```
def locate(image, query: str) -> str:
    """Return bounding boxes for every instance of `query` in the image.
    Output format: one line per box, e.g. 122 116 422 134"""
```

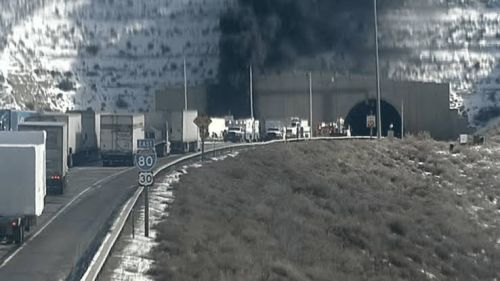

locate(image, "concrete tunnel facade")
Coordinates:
254 72 471 140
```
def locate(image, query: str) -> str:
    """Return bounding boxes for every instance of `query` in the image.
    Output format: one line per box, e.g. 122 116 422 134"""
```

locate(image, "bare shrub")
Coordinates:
150 140 500 281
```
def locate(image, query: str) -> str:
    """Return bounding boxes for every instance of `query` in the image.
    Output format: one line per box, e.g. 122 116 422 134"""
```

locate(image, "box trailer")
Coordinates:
145 111 170 157
18 122 68 194
26 112 82 166
100 114 145 166
68 110 100 160
208 117 226 140
170 110 200 153
0 109 37 131
0 140 46 244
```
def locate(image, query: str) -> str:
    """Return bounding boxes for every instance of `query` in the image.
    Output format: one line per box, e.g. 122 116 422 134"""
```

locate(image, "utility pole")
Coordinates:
374 0 382 139
308 72 313 139
183 57 188 111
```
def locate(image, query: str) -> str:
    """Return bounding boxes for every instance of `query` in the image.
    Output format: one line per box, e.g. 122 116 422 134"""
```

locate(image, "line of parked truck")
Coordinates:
0 108 203 244
0 108 205 190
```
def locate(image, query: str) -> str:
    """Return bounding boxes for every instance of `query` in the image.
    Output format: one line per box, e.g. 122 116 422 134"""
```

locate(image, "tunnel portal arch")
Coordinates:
345 99 401 137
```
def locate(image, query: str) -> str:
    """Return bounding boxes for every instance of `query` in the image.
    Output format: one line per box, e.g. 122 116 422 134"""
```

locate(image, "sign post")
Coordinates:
144 187 149 237
135 139 157 237
367 115 376 139
194 116 212 161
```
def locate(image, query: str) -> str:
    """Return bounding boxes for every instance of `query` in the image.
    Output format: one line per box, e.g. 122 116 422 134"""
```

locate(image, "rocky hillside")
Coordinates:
0 0 233 112
3 0 500 125
291 1 500 125
379 1 500 125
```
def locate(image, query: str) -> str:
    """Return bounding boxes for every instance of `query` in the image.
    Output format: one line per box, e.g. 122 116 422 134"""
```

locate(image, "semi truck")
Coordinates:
0 109 36 131
100 114 145 166
263 120 285 140
0 131 46 244
284 117 311 139
19 122 68 194
26 112 82 166
226 118 260 142
316 118 347 137
68 109 100 159
170 110 199 153
226 125 245 142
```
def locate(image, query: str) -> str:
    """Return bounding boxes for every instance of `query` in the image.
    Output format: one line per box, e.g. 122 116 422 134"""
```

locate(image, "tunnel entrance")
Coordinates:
345 99 401 137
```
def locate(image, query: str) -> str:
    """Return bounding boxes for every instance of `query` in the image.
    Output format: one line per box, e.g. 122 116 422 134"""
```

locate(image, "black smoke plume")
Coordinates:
208 0 403 117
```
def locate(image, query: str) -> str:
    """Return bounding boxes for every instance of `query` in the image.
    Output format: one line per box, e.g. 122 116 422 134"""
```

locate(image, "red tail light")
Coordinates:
11 220 17 227
51 175 61 180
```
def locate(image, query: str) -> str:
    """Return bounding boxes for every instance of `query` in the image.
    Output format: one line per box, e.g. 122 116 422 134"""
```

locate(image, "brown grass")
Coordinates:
149 138 500 281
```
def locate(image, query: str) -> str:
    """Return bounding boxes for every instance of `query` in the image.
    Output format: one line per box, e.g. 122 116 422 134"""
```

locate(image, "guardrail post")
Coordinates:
132 206 135 239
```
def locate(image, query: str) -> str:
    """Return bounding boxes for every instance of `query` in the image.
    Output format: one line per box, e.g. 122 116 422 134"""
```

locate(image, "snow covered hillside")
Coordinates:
3 0 500 125
0 0 234 112
379 1 500 125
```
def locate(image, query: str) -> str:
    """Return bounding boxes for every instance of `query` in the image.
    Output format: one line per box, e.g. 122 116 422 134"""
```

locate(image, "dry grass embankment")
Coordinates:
150 136 500 281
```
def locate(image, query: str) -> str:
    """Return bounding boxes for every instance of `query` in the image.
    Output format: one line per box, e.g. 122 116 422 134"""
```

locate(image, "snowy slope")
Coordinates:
0 0 234 113
3 0 500 125
379 1 500 125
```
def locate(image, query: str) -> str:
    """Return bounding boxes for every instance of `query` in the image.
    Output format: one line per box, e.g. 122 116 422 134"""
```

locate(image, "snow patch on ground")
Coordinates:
108 152 239 281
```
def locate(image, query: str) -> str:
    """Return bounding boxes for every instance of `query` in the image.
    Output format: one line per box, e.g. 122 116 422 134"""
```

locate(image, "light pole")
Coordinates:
249 66 255 140
308 72 313 138
374 0 382 139
183 57 188 111
401 97 404 139
249 66 254 119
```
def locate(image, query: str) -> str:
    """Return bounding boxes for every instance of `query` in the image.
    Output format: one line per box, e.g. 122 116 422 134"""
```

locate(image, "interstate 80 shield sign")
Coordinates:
135 149 157 172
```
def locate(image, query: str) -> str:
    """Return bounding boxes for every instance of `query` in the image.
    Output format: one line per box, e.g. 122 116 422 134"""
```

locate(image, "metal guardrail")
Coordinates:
80 136 373 281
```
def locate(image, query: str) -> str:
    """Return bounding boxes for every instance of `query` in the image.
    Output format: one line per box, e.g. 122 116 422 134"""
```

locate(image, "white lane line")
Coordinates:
80 185 143 281
0 167 135 269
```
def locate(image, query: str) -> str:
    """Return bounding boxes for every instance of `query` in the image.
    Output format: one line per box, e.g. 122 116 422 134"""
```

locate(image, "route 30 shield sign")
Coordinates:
138 171 154 186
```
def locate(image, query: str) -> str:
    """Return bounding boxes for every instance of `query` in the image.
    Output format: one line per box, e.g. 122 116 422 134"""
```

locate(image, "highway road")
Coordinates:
0 153 188 281
0 139 355 280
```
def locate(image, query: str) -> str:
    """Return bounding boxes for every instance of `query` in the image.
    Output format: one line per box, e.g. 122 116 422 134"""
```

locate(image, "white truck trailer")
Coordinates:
100 114 145 166
26 112 82 166
0 132 46 244
68 109 100 157
208 117 226 140
19 122 68 194
170 110 200 153
145 111 170 157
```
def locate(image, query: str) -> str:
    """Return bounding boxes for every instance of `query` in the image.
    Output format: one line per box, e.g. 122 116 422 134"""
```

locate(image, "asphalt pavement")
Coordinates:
0 154 185 281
